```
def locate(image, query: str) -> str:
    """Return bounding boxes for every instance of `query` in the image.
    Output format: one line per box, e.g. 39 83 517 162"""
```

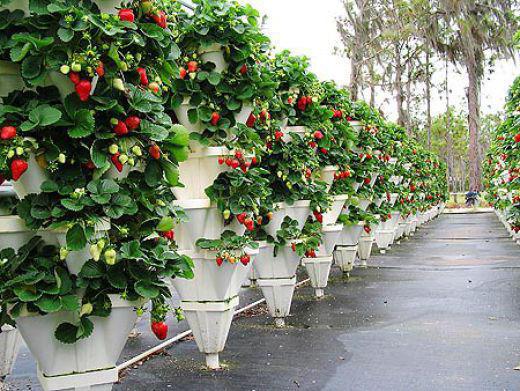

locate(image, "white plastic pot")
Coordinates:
11 153 48 199
322 195 348 226
369 171 379 188
198 43 228 73
339 222 364 246
172 147 231 200
358 225 376 265
319 165 338 191
0 60 24 97
264 201 311 237
389 158 398 165
352 182 362 193
257 277 296 327
0 215 34 252
302 255 333 298
16 295 139 378
234 102 253 124
173 97 206 134
389 193 399 206
254 243 301 280
173 248 257 302
317 224 343 257
0 325 21 378
349 120 363 133
333 245 358 274
173 199 245 251
281 126 306 143
374 229 394 253
55 220 111 275
357 197 372 212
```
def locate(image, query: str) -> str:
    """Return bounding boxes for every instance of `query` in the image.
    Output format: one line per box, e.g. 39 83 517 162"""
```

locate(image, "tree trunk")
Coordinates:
466 56 481 191
425 49 432 150
349 0 366 101
395 45 406 127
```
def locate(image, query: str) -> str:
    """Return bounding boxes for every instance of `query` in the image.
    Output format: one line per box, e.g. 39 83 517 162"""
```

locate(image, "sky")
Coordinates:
243 0 518 121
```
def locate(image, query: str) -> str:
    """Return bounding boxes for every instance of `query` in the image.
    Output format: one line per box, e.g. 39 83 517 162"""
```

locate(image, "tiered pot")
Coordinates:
264 201 311 237
349 120 363 134
11 153 48 199
255 243 301 327
303 224 343 298
281 125 306 143
394 217 408 244
357 220 379 266
15 295 140 390
172 248 257 369
319 166 338 192
334 222 364 274
374 213 399 254
322 195 348 226
0 325 21 382
198 43 228 73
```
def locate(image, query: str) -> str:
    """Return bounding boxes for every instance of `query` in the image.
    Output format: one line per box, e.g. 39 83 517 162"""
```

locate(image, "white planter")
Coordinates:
319 165 338 191
333 245 358 274
264 201 311 237
374 195 385 207
0 60 24 97
254 243 300 280
353 182 362 193
281 126 306 143
349 120 363 133
257 277 296 327
234 102 253 124
369 172 379 188
410 217 418 234
172 147 231 200
55 220 110 275
173 199 245 251
357 197 372 212
173 248 257 302
198 43 228 73
389 193 399 207
395 221 407 243
317 224 343 257
0 215 42 252
322 195 348 226
339 222 364 246
302 255 333 298
173 97 205 135
358 233 374 265
389 158 398 165
374 229 394 253
11 153 48 199
16 295 138 378
0 325 21 378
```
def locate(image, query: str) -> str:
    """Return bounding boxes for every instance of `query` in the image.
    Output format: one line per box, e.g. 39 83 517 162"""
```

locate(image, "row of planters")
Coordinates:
0 0 448 389
483 73 520 245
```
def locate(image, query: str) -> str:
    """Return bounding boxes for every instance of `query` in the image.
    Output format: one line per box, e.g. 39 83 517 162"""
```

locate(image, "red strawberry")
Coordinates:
69 72 80 85
149 145 161 160
309 141 317 148
160 230 175 240
244 218 254 231
514 133 520 143
75 80 92 102
84 160 96 170
297 97 307 111
95 61 105 77
240 254 250 266
136 67 149 86
291 243 296 252
364 225 371 234
259 109 269 122
187 61 198 73
152 11 167 28
313 210 323 223
287 97 294 104
314 130 324 140
274 130 284 140
230 159 239 169
10 159 28 181
218 156 225 165
1 126 17 140
114 120 129 136
363 177 371 185
240 64 248 75
246 113 256 128
179 67 187 79
125 116 141 130
251 156 258 165
237 212 247 224
306 96 312 105
111 153 123 172
234 151 243 160
320 148 328 154
210 112 220 126
151 321 168 340
118 8 135 22
216 257 224 266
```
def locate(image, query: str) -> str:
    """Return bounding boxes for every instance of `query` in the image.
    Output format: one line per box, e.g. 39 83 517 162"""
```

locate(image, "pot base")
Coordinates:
333 245 358 273
302 256 333 297
257 277 296 325
37 366 117 391
358 235 374 262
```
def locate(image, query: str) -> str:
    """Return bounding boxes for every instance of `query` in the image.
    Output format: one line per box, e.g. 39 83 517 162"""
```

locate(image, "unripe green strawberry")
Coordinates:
60 65 70 74
59 248 69 260
223 209 231 220
80 303 93 316
58 153 66 164
97 239 106 250
119 154 129 164
15 147 23 155
131 146 142 156
108 144 119 154
112 78 125 91
104 249 117 265
7 150 14 159
71 62 81 72
90 244 101 261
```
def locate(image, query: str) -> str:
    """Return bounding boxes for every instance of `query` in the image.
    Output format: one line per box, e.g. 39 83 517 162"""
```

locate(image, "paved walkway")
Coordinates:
7 213 520 390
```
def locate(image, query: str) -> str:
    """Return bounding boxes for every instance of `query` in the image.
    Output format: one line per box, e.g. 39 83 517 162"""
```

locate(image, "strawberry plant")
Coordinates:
196 230 259 266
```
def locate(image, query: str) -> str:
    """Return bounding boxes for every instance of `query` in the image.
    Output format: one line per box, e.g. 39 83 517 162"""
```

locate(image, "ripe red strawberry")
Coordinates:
10 159 28 181
244 218 254 231
216 257 224 266
152 11 167 28
309 141 317 148
364 225 371 234
69 72 80 85
514 226 520 233
230 159 239 169
95 61 105 77
291 243 296 252
75 80 92 101
218 156 225 165
320 148 328 154
179 67 187 79
210 112 220 126
274 130 284 140
237 212 247 224
239 64 248 74
259 109 269 122
287 97 294 105
160 230 175 240
314 130 324 140
136 67 149 86
297 97 307 111
114 120 129 136
187 61 198 73
246 113 256 128
240 254 250 266
251 156 258 165
111 153 123 172
313 210 323 223
410 184 416 192
1 126 17 140
125 116 141 130
118 8 135 22
151 321 168 340
306 96 312 105
84 160 96 170
149 145 161 160
514 133 520 143
363 177 371 185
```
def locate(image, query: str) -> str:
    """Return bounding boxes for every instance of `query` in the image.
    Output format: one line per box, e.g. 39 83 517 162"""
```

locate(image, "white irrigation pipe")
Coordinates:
117 278 311 371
